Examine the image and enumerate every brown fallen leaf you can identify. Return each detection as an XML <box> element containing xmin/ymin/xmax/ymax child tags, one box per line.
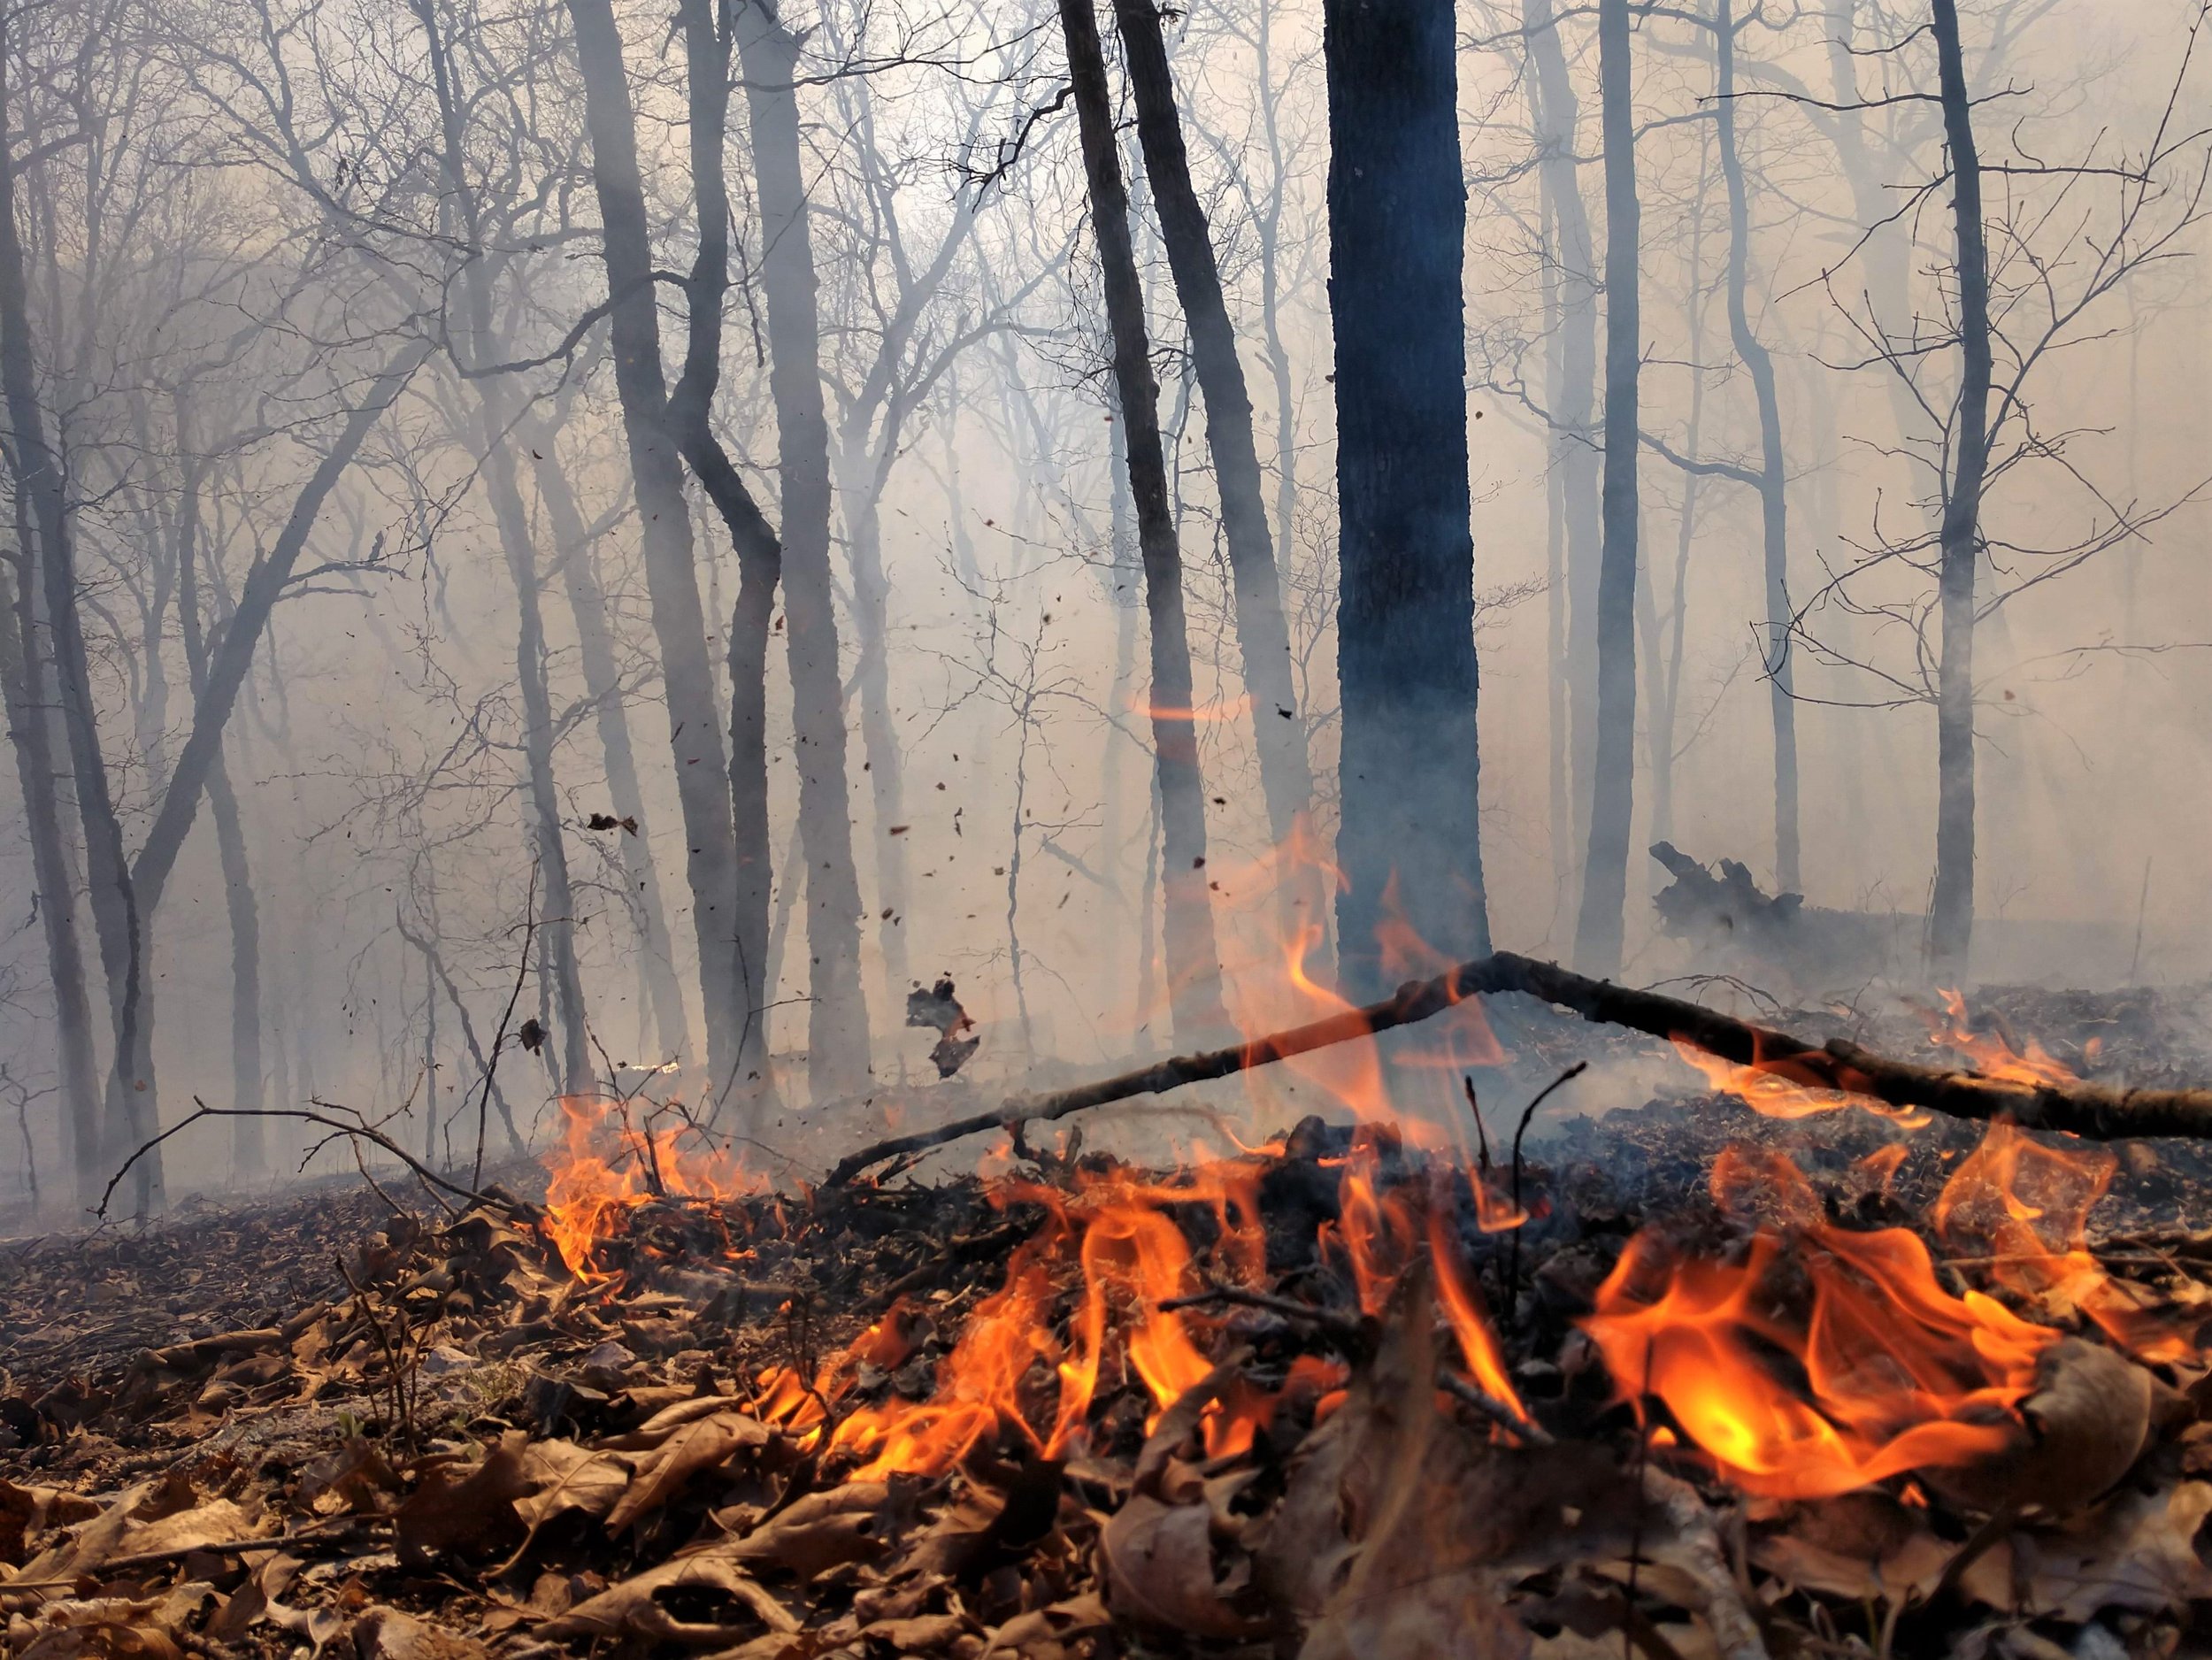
<box><xmin>1750</xmin><ymin>1491</ymin><xmax>2012</xmax><ymax>1608</ymax></box>
<box><xmin>606</xmin><ymin>1409</ymin><xmax>770</xmax><ymax>1533</ymax></box>
<box><xmin>116</xmin><ymin>1497</ymin><xmax>271</xmax><ymax>1559</ymax></box>
<box><xmin>979</xmin><ymin>1591</ymin><xmax>1114</xmax><ymax>1659</ymax></box>
<box><xmin>351</xmin><ymin>1606</ymin><xmax>490</xmax><ymax>1660</ymax></box>
<box><xmin>513</xmin><ymin>1439</ymin><xmax>629</xmax><ymax>1530</ymax></box>
<box><xmin>1101</xmin><ymin>1494</ymin><xmax>1267</xmax><ymax>1641</ymax></box>
<box><xmin>2015</xmin><ymin>1478</ymin><xmax>2212</xmax><ymax>1622</ymax></box>
<box><xmin>395</xmin><ymin>1433</ymin><xmax>528</xmax><ymax>1565</ymax></box>
<box><xmin>535</xmin><ymin>1545</ymin><xmax>799</xmax><ymax>1643</ymax></box>
<box><xmin>1</xmin><ymin>1479</ymin><xmax>100</xmax><ymax>1567</ymax></box>
<box><xmin>10</xmin><ymin>1596</ymin><xmax>187</xmax><ymax>1660</ymax></box>
<box><xmin>726</xmin><ymin>1482</ymin><xmax>894</xmax><ymax>1579</ymax></box>
<box><xmin>1926</xmin><ymin>1338</ymin><xmax>2153</xmax><ymax>1516</ymax></box>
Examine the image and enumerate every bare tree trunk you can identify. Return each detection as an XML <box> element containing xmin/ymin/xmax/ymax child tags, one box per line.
<box><xmin>835</xmin><ymin>458</ymin><xmax>911</xmax><ymax>1019</ymax></box>
<box><xmin>1571</xmin><ymin>0</ymin><xmax>1640</xmax><ymax>978</ymax></box>
<box><xmin>1525</xmin><ymin>0</ymin><xmax>1601</xmax><ymax>911</ymax></box>
<box><xmin>0</xmin><ymin>56</ymin><xmax>158</xmax><ymax>1211</ymax></box>
<box><xmin>1714</xmin><ymin>0</ymin><xmax>1798</xmax><ymax>893</ymax></box>
<box><xmin>1110</xmin><ymin>0</ymin><xmax>1313</xmax><ymax>849</ymax></box>
<box><xmin>1930</xmin><ymin>0</ymin><xmax>1992</xmax><ymax>974</ymax></box>
<box><xmin>0</xmin><ymin>540</ymin><xmax>98</xmax><ymax>1204</ymax></box>
<box><xmin>1061</xmin><ymin>0</ymin><xmax>1231</xmax><ymax>1045</ymax></box>
<box><xmin>734</xmin><ymin>0</ymin><xmax>873</xmax><ymax>1097</ymax></box>
<box><xmin>565</xmin><ymin>0</ymin><xmax>756</xmax><ymax>1098</ymax></box>
<box><xmin>527</xmin><ymin>437</ymin><xmax>694</xmax><ymax>1064</ymax></box>
<box><xmin>1323</xmin><ymin>0</ymin><xmax>1491</xmax><ymax>997</ymax></box>
<box><xmin>1538</xmin><ymin>166</ymin><xmax>1572</xmax><ymax>932</ymax></box>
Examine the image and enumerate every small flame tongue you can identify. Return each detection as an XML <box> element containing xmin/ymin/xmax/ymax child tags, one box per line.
<box><xmin>1584</xmin><ymin>1148</ymin><xmax>2058</xmax><ymax>1500</ymax></box>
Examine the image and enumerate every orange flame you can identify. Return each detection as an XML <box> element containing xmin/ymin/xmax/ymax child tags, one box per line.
<box><xmin>1924</xmin><ymin>989</ymin><xmax>2078</xmax><ymax>1087</ymax></box>
<box><xmin>1933</xmin><ymin>1118</ymin><xmax>2196</xmax><ymax>1364</ymax></box>
<box><xmin>1671</xmin><ymin>1036</ymin><xmax>1929</xmax><ymax>1128</ymax></box>
<box><xmin>1584</xmin><ymin>1147</ymin><xmax>2057</xmax><ymax>1499</ymax></box>
<box><xmin>541</xmin><ymin>1096</ymin><xmax>763</xmax><ymax>1278</ymax></box>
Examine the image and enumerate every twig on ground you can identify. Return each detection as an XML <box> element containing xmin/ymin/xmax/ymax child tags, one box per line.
<box><xmin>1438</xmin><ymin>1369</ymin><xmax>1555</xmax><ymax>1446</ymax></box>
<box><xmin>826</xmin><ymin>950</ymin><xmax>2212</xmax><ymax>1184</ymax></box>
<box><xmin>1509</xmin><ymin>1062</ymin><xmax>1587</xmax><ymax>1326</ymax></box>
<box><xmin>1156</xmin><ymin>1285</ymin><xmax>1365</xmax><ymax>1341</ymax></box>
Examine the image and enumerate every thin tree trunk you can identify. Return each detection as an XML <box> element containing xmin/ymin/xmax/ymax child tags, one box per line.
<box><xmin>1930</xmin><ymin>0</ymin><xmax>1992</xmax><ymax>974</ymax></box>
<box><xmin>1110</xmin><ymin>0</ymin><xmax>1313</xmax><ymax>849</ymax></box>
<box><xmin>734</xmin><ymin>0</ymin><xmax>873</xmax><ymax>1097</ymax></box>
<box><xmin>1713</xmin><ymin>0</ymin><xmax>1798</xmax><ymax>893</ymax></box>
<box><xmin>1060</xmin><ymin>0</ymin><xmax>1231</xmax><ymax>1045</ymax></box>
<box><xmin>1525</xmin><ymin>0</ymin><xmax>1601</xmax><ymax>908</ymax></box>
<box><xmin>1538</xmin><ymin>164</ymin><xmax>1572</xmax><ymax>932</ymax></box>
<box><xmin>1571</xmin><ymin>0</ymin><xmax>1640</xmax><ymax>977</ymax></box>
<box><xmin>565</xmin><ymin>0</ymin><xmax>756</xmax><ymax>1098</ymax></box>
<box><xmin>1323</xmin><ymin>0</ymin><xmax>1490</xmax><ymax>997</ymax></box>
<box><xmin>528</xmin><ymin>439</ymin><xmax>694</xmax><ymax>1064</ymax></box>
<box><xmin>0</xmin><ymin>50</ymin><xmax>158</xmax><ymax>1212</ymax></box>
<box><xmin>837</xmin><ymin>460</ymin><xmax>912</xmax><ymax>1018</ymax></box>
<box><xmin>0</xmin><ymin>540</ymin><xmax>98</xmax><ymax>1204</ymax></box>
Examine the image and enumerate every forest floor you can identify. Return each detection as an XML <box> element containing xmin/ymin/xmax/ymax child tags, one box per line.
<box><xmin>6</xmin><ymin>981</ymin><xmax>2212</xmax><ymax>1660</ymax></box>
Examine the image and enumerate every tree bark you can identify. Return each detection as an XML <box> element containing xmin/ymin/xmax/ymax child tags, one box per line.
<box><xmin>0</xmin><ymin>49</ymin><xmax>158</xmax><ymax>1211</ymax></box>
<box><xmin>564</xmin><ymin>0</ymin><xmax>756</xmax><ymax>1098</ymax></box>
<box><xmin>1571</xmin><ymin>0</ymin><xmax>1640</xmax><ymax>978</ymax></box>
<box><xmin>1110</xmin><ymin>0</ymin><xmax>1313</xmax><ymax>849</ymax></box>
<box><xmin>1713</xmin><ymin>0</ymin><xmax>1799</xmax><ymax>894</ymax></box>
<box><xmin>1060</xmin><ymin>0</ymin><xmax>1231</xmax><ymax>1045</ymax></box>
<box><xmin>1323</xmin><ymin>0</ymin><xmax>1490</xmax><ymax>997</ymax></box>
<box><xmin>1929</xmin><ymin>0</ymin><xmax>1991</xmax><ymax>975</ymax></box>
<box><xmin>527</xmin><ymin>431</ymin><xmax>694</xmax><ymax>1065</ymax></box>
<box><xmin>0</xmin><ymin>536</ymin><xmax>99</xmax><ymax>1205</ymax></box>
<box><xmin>734</xmin><ymin>0</ymin><xmax>873</xmax><ymax>1099</ymax></box>
<box><xmin>1525</xmin><ymin>0</ymin><xmax>1602</xmax><ymax>911</ymax></box>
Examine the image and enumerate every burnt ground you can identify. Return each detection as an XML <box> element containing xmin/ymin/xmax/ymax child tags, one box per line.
<box><xmin>4</xmin><ymin>980</ymin><xmax>2212</xmax><ymax>1659</ymax></box>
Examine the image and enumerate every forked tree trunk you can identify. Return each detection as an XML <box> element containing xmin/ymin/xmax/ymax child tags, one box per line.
<box><xmin>734</xmin><ymin>0</ymin><xmax>874</xmax><ymax>1099</ymax></box>
<box><xmin>1060</xmin><ymin>0</ymin><xmax>1231</xmax><ymax>1046</ymax></box>
<box><xmin>1110</xmin><ymin>0</ymin><xmax>1313</xmax><ymax>849</ymax></box>
<box><xmin>565</xmin><ymin>0</ymin><xmax>756</xmax><ymax>1098</ymax></box>
<box><xmin>1572</xmin><ymin>0</ymin><xmax>1640</xmax><ymax>978</ymax></box>
<box><xmin>0</xmin><ymin>542</ymin><xmax>99</xmax><ymax>1203</ymax></box>
<box><xmin>0</xmin><ymin>52</ymin><xmax>159</xmax><ymax>1211</ymax></box>
<box><xmin>1930</xmin><ymin>0</ymin><xmax>1992</xmax><ymax>974</ymax></box>
<box><xmin>1713</xmin><ymin>0</ymin><xmax>1800</xmax><ymax>893</ymax></box>
<box><xmin>1321</xmin><ymin>0</ymin><xmax>1490</xmax><ymax>996</ymax></box>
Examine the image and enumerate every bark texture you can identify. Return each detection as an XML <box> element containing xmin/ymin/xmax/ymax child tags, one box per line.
<box><xmin>735</xmin><ymin>0</ymin><xmax>874</xmax><ymax>1097</ymax></box>
<box><xmin>1060</xmin><ymin>0</ymin><xmax>1231</xmax><ymax>1045</ymax></box>
<box><xmin>1110</xmin><ymin>0</ymin><xmax>1313</xmax><ymax>848</ymax></box>
<box><xmin>1571</xmin><ymin>0</ymin><xmax>1640</xmax><ymax>978</ymax></box>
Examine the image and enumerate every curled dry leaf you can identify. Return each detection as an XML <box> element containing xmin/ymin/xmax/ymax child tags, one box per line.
<box><xmin>395</xmin><ymin>1433</ymin><xmax>528</xmax><ymax>1566</ymax></box>
<box><xmin>725</xmin><ymin>1482</ymin><xmax>895</xmax><ymax>1579</ymax></box>
<box><xmin>512</xmin><ymin>1439</ymin><xmax>628</xmax><ymax>1530</ymax></box>
<box><xmin>1100</xmin><ymin>1493</ymin><xmax>1267</xmax><ymax>1641</ymax></box>
<box><xmin>2015</xmin><ymin>1478</ymin><xmax>2212</xmax><ymax>1623</ymax></box>
<box><xmin>1751</xmin><ymin>1490</ymin><xmax>2011</xmax><ymax>1608</ymax></box>
<box><xmin>1927</xmin><ymin>1339</ymin><xmax>2153</xmax><ymax>1516</ymax></box>
<box><xmin>605</xmin><ymin>1409</ymin><xmax>770</xmax><ymax>1533</ymax></box>
<box><xmin>8</xmin><ymin>1596</ymin><xmax>186</xmax><ymax>1660</ymax></box>
<box><xmin>979</xmin><ymin>1591</ymin><xmax>1114</xmax><ymax>1659</ymax></box>
<box><xmin>535</xmin><ymin>1545</ymin><xmax>799</xmax><ymax>1643</ymax></box>
<box><xmin>116</xmin><ymin>1498</ymin><xmax>271</xmax><ymax>1559</ymax></box>
<box><xmin>1</xmin><ymin>1480</ymin><xmax>101</xmax><ymax>1567</ymax></box>
<box><xmin>350</xmin><ymin>1605</ymin><xmax>490</xmax><ymax>1660</ymax></box>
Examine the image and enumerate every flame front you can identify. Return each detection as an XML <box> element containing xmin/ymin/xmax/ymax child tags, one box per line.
<box><xmin>541</xmin><ymin>1095</ymin><xmax>764</xmax><ymax>1278</ymax></box>
<box><xmin>1585</xmin><ymin>1149</ymin><xmax>2057</xmax><ymax>1499</ymax></box>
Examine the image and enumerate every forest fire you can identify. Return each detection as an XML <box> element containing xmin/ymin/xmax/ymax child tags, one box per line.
<box><xmin>541</xmin><ymin>1095</ymin><xmax>764</xmax><ymax>1278</ymax></box>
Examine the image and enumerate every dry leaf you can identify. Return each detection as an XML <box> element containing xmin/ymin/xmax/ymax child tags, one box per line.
<box><xmin>1101</xmin><ymin>1494</ymin><xmax>1266</xmax><ymax>1641</ymax></box>
<box><xmin>513</xmin><ymin>1440</ymin><xmax>629</xmax><ymax>1530</ymax></box>
<box><xmin>116</xmin><ymin>1498</ymin><xmax>269</xmax><ymax>1559</ymax></box>
<box><xmin>536</xmin><ymin>1545</ymin><xmax>799</xmax><ymax>1643</ymax></box>
<box><xmin>726</xmin><ymin>1483</ymin><xmax>893</xmax><ymax>1579</ymax></box>
<box><xmin>396</xmin><ymin>1434</ymin><xmax>528</xmax><ymax>1565</ymax></box>
<box><xmin>1927</xmin><ymin>1339</ymin><xmax>2153</xmax><ymax>1515</ymax></box>
<box><xmin>979</xmin><ymin>1591</ymin><xmax>1114</xmax><ymax>1658</ymax></box>
<box><xmin>2016</xmin><ymin>1478</ymin><xmax>2212</xmax><ymax>1621</ymax></box>
<box><xmin>351</xmin><ymin>1605</ymin><xmax>490</xmax><ymax>1660</ymax></box>
<box><xmin>606</xmin><ymin>1410</ymin><xmax>769</xmax><ymax>1533</ymax></box>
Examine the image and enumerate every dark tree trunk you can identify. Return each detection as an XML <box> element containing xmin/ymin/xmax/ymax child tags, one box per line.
<box><xmin>1525</xmin><ymin>0</ymin><xmax>1601</xmax><ymax>911</ymax></box>
<box><xmin>1571</xmin><ymin>0</ymin><xmax>1640</xmax><ymax>978</ymax></box>
<box><xmin>0</xmin><ymin>539</ymin><xmax>99</xmax><ymax>1203</ymax></box>
<box><xmin>1322</xmin><ymin>0</ymin><xmax>1490</xmax><ymax>997</ymax></box>
<box><xmin>1110</xmin><ymin>0</ymin><xmax>1314</xmax><ymax>849</ymax></box>
<box><xmin>1060</xmin><ymin>0</ymin><xmax>1231</xmax><ymax>1045</ymax></box>
<box><xmin>1713</xmin><ymin>1</ymin><xmax>1799</xmax><ymax>893</ymax></box>
<box><xmin>0</xmin><ymin>53</ymin><xmax>158</xmax><ymax>1211</ymax></box>
<box><xmin>734</xmin><ymin>0</ymin><xmax>873</xmax><ymax>1099</ymax></box>
<box><xmin>1930</xmin><ymin>0</ymin><xmax>1992</xmax><ymax>974</ymax></box>
<box><xmin>565</xmin><ymin>0</ymin><xmax>757</xmax><ymax>1097</ymax></box>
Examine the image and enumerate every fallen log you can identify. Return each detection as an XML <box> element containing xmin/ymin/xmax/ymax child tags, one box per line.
<box><xmin>825</xmin><ymin>950</ymin><xmax>2212</xmax><ymax>1185</ymax></box>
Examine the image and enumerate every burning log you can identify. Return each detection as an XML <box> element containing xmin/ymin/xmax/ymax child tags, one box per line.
<box><xmin>827</xmin><ymin>949</ymin><xmax>2212</xmax><ymax>1183</ymax></box>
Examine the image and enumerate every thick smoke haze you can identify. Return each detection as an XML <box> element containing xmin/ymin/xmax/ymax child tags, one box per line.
<box><xmin>0</xmin><ymin>0</ymin><xmax>2204</xmax><ymax>1210</ymax></box>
